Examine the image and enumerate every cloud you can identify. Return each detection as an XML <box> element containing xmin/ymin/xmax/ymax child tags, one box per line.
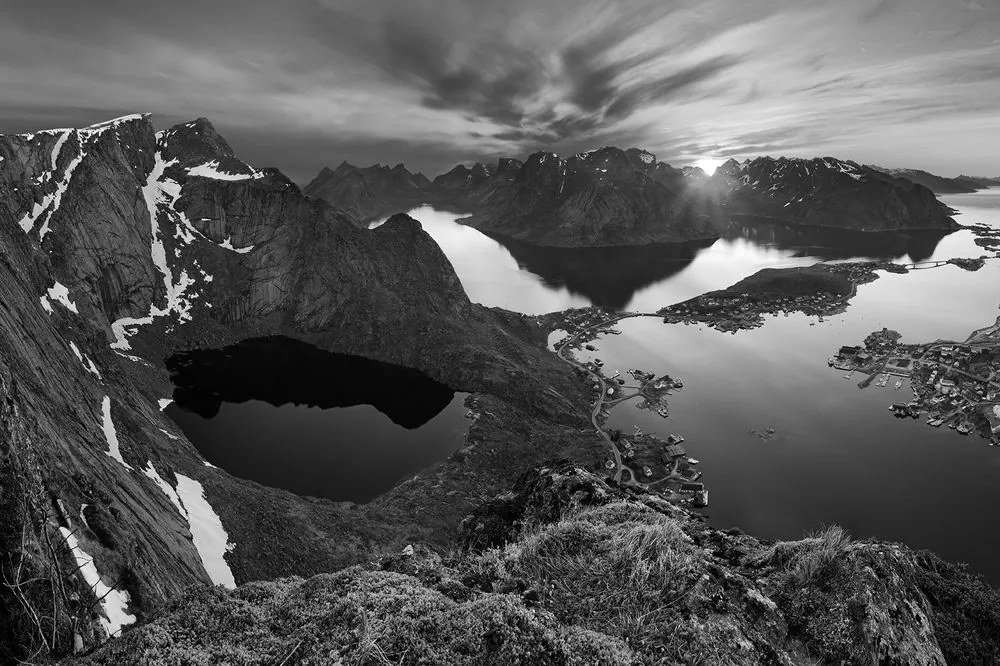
<box><xmin>0</xmin><ymin>0</ymin><xmax>999</xmax><ymax>178</ymax></box>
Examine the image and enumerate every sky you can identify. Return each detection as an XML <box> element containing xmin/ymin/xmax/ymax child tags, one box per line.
<box><xmin>1</xmin><ymin>0</ymin><xmax>998</xmax><ymax>182</ymax></box>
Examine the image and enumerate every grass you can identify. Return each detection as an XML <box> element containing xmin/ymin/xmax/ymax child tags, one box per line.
<box><xmin>753</xmin><ymin>524</ymin><xmax>852</xmax><ymax>586</ymax></box>
<box><xmin>495</xmin><ymin>502</ymin><xmax>705</xmax><ymax>648</ymax></box>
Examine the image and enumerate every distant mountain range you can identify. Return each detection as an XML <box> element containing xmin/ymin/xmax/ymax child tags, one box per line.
<box><xmin>869</xmin><ymin>167</ymin><xmax>999</xmax><ymax>194</ymax></box>
<box><xmin>306</xmin><ymin>150</ymin><xmax>958</xmax><ymax>246</ymax></box>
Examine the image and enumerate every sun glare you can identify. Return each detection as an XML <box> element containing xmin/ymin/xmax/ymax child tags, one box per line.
<box><xmin>694</xmin><ymin>158</ymin><xmax>724</xmax><ymax>175</ymax></box>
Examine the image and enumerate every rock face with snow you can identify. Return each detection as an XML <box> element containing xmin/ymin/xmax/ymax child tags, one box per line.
<box><xmin>0</xmin><ymin>114</ymin><xmax>583</xmax><ymax>660</ymax></box>
<box><xmin>709</xmin><ymin>157</ymin><xmax>958</xmax><ymax>232</ymax></box>
<box><xmin>302</xmin><ymin>160</ymin><xmax>431</xmax><ymax>222</ymax></box>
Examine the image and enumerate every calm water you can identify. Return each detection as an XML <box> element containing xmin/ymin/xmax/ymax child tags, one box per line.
<box><xmin>394</xmin><ymin>190</ymin><xmax>1000</xmax><ymax>583</ymax></box>
<box><xmin>379</xmin><ymin>205</ymin><xmax>981</xmax><ymax>313</ymax></box>
<box><xmin>166</xmin><ymin>337</ymin><xmax>469</xmax><ymax>502</ymax></box>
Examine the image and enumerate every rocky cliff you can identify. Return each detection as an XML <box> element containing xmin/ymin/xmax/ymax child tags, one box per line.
<box><xmin>0</xmin><ymin>114</ymin><xmax>590</xmax><ymax>661</ymax></box>
<box><xmin>710</xmin><ymin>157</ymin><xmax>958</xmax><ymax>231</ymax></box>
<box><xmin>79</xmin><ymin>464</ymin><xmax>1000</xmax><ymax>665</ymax></box>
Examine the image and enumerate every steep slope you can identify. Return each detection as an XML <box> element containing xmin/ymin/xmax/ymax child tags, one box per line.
<box><xmin>302</xmin><ymin>161</ymin><xmax>431</xmax><ymax>222</ymax></box>
<box><xmin>80</xmin><ymin>464</ymin><xmax>1000</xmax><ymax>665</ymax></box>
<box><xmin>710</xmin><ymin>157</ymin><xmax>958</xmax><ymax>232</ymax></box>
<box><xmin>871</xmin><ymin>166</ymin><xmax>986</xmax><ymax>194</ymax></box>
<box><xmin>0</xmin><ymin>115</ymin><xmax>590</xmax><ymax>660</ymax></box>
<box><xmin>459</xmin><ymin>147</ymin><xmax>725</xmax><ymax>247</ymax></box>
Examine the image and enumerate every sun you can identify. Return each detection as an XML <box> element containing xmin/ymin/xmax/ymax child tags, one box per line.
<box><xmin>693</xmin><ymin>158</ymin><xmax>724</xmax><ymax>175</ymax></box>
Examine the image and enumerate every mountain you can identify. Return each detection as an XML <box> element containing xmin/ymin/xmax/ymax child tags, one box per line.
<box><xmin>710</xmin><ymin>157</ymin><xmax>958</xmax><ymax>232</ymax></box>
<box><xmin>456</xmin><ymin>147</ymin><xmax>726</xmax><ymax>247</ymax></box>
<box><xmin>2</xmin><ymin>115</ymin><xmax>994</xmax><ymax>662</ymax></box>
<box><xmin>304</xmin><ymin>150</ymin><xmax>958</xmax><ymax>247</ymax></box>
<box><xmin>302</xmin><ymin>161</ymin><xmax>431</xmax><ymax>222</ymax></box>
<box><xmin>962</xmin><ymin>174</ymin><xmax>1000</xmax><ymax>187</ymax></box>
<box><xmin>0</xmin><ymin>114</ymin><xmax>589</xmax><ymax>659</ymax></box>
<box><xmin>871</xmin><ymin>166</ymin><xmax>988</xmax><ymax>194</ymax></box>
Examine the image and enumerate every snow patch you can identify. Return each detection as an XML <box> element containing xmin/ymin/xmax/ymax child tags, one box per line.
<box><xmin>39</xmin><ymin>296</ymin><xmax>53</xmax><ymax>314</ymax></box>
<box><xmin>174</xmin><ymin>474</ymin><xmax>236</xmax><ymax>588</ymax></box>
<box><xmin>111</xmin><ymin>152</ymin><xmax>203</xmax><ymax>350</ymax></box>
<box><xmin>58</xmin><ymin>527</ymin><xmax>136</xmax><ymax>637</ymax></box>
<box><xmin>158</xmin><ymin>398</ymin><xmax>173</xmax><ymax>411</ymax></box>
<box><xmin>187</xmin><ymin>160</ymin><xmax>261</xmax><ymax>181</ymax></box>
<box><xmin>219</xmin><ymin>237</ymin><xmax>254</xmax><ymax>254</ymax></box>
<box><xmin>69</xmin><ymin>341</ymin><xmax>102</xmax><ymax>379</ymax></box>
<box><xmin>18</xmin><ymin>130</ymin><xmax>87</xmax><ymax>238</ymax></box>
<box><xmin>46</xmin><ymin>282</ymin><xmax>78</xmax><ymax>313</ymax></box>
<box><xmin>101</xmin><ymin>397</ymin><xmax>133</xmax><ymax>471</ymax></box>
<box><xmin>638</xmin><ymin>151</ymin><xmax>654</xmax><ymax>164</ymax></box>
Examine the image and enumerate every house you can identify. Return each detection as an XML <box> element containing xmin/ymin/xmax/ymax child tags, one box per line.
<box><xmin>664</xmin><ymin>444</ymin><xmax>687</xmax><ymax>458</ymax></box>
<box><xmin>838</xmin><ymin>345</ymin><xmax>860</xmax><ymax>358</ymax></box>
<box><xmin>680</xmin><ymin>482</ymin><xmax>704</xmax><ymax>492</ymax></box>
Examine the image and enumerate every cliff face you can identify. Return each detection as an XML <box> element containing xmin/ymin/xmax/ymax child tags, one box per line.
<box><xmin>79</xmin><ymin>464</ymin><xmax>1000</xmax><ymax>665</ymax></box>
<box><xmin>710</xmin><ymin>157</ymin><xmax>958</xmax><ymax>231</ymax></box>
<box><xmin>0</xmin><ymin>115</ymin><xmax>586</xmax><ymax>660</ymax></box>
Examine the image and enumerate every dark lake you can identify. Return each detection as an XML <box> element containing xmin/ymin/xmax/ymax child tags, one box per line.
<box><xmin>165</xmin><ymin>337</ymin><xmax>469</xmax><ymax>502</ymax></box>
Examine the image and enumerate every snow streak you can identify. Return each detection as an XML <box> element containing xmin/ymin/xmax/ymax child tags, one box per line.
<box><xmin>175</xmin><ymin>474</ymin><xmax>236</xmax><ymax>588</ymax></box>
<box><xmin>101</xmin><ymin>396</ymin><xmax>133</xmax><ymax>471</ymax></box>
<box><xmin>59</xmin><ymin>527</ymin><xmax>136</xmax><ymax>637</ymax></box>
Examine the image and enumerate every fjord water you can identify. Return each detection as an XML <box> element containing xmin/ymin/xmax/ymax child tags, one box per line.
<box><xmin>387</xmin><ymin>204</ymin><xmax>985</xmax><ymax>314</ymax></box>
<box><xmin>165</xmin><ymin>337</ymin><xmax>468</xmax><ymax>502</ymax></box>
<box><xmin>400</xmin><ymin>189</ymin><xmax>1000</xmax><ymax>583</ymax></box>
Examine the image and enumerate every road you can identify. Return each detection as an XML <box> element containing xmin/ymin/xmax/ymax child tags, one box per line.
<box><xmin>551</xmin><ymin>311</ymin><xmax>679</xmax><ymax>486</ymax></box>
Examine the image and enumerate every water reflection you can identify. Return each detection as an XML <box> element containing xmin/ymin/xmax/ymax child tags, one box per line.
<box><xmin>165</xmin><ymin>336</ymin><xmax>469</xmax><ymax>502</ymax></box>
<box><xmin>394</xmin><ymin>206</ymin><xmax>963</xmax><ymax>314</ymax></box>
<box><xmin>725</xmin><ymin>218</ymin><xmax>951</xmax><ymax>262</ymax></box>
<box><xmin>485</xmin><ymin>233</ymin><xmax>716</xmax><ymax>310</ymax></box>
<box><xmin>167</xmin><ymin>336</ymin><xmax>455</xmax><ymax>427</ymax></box>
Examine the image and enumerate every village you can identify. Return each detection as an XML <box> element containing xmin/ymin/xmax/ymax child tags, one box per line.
<box><xmin>830</xmin><ymin>325</ymin><xmax>1000</xmax><ymax>444</ymax></box>
<box><xmin>545</xmin><ymin>308</ymin><xmax>710</xmax><ymax>509</ymax></box>
<box><xmin>657</xmin><ymin>262</ymin><xmax>882</xmax><ymax>333</ymax></box>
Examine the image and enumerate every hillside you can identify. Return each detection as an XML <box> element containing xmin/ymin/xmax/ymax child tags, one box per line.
<box><xmin>0</xmin><ymin>114</ymin><xmax>593</xmax><ymax>660</ymax></box>
<box><xmin>80</xmin><ymin>464</ymin><xmax>1000</xmax><ymax>665</ymax></box>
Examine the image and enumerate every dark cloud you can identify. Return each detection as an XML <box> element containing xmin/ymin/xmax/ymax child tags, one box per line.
<box><xmin>604</xmin><ymin>56</ymin><xmax>740</xmax><ymax>119</ymax></box>
<box><xmin>1</xmin><ymin>0</ymin><xmax>999</xmax><ymax>178</ymax></box>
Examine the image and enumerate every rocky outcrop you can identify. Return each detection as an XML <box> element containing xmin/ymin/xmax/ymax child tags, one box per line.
<box><xmin>710</xmin><ymin>157</ymin><xmax>958</xmax><ymax>231</ymax></box>
<box><xmin>81</xmin><ymin>463</ymin><xmax>1000</xmax><ymax>665</ymax></box>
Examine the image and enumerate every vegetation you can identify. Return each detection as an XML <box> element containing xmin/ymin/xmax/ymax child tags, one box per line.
<box><xmin>77</xmin><ymin>464</ymin><xmax>1000</xmax><ymax>665</ymax></box>
<box><xmin>915</xmin><ymin>551</ymin><xmax>1000</xmax><ymax>665</ymax></box>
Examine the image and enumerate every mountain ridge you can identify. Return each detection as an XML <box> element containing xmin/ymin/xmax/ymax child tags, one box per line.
<box><xmin>304</xmin><ymin>148</ymin><xmax>957</xmax><ymax>246</ymax></box>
